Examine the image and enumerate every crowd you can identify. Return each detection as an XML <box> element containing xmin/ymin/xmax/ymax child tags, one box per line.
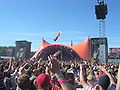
<box><xmin>0</xmin><ymin>50</ymin><xmax>120</xmax><ymax>90</ymax></box>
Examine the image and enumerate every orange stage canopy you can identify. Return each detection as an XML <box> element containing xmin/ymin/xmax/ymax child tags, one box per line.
<box><xmin>70</xmin><ymin>38</ymin><xmax>90</xmax><ymax>60</ymax></box>
<box><xmin>32</xmin><ymin>38</ymin><xmax>90</xmax><ymax>60</ymax></box>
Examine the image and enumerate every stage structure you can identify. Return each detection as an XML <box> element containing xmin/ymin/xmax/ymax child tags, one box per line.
<box><xmin>32</xmin><ymin>39</ymin><xmax>90</xmax><ymax>61</ymax></box>
<box><xmin>32</xmin><ymin>38</ymin><xmax>108</xmax><ymax>62</ymax></box>
<box><xmin>95</xmin><ymin>0</ymin><xmax>108</xmax><ymax>63</ymax></box>
<box><xmin>90</xmin><ymin>37</ymin><xmax>108</xmax><ymax>63</ymax></box>
<box><xmin>15</xmin><ymin>41</ymin><xmax>31</xmax><ymax>60</ymax></box>
<box><xmin>95</xmin><ymin>0</ymin><xmax>108</xmax><ymax>37</ymax></box>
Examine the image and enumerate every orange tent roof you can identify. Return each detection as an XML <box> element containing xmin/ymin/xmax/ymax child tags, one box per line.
<box><xmin>32</xmin><ymin>38</ymin><xmax>90</xmax><ymax>60</ymax></box>
<box><xmin>70</xmin><ymin>38</ymin><xmax>91</xmax><ymax>60</ymax></box>
<box><xmin>32</xmin><ymin>39</ymin><xmax>51</xmax><ymax>58</ymax></box>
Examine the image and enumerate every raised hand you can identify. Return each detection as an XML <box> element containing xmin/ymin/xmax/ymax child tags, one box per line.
<box><xmin>53</xmin><ymin>50</ymin><xmax>61</xmax><ymax>57</ymax></box>
<box><xmin>97</xmin><ymin>66</ymin><xmax>106</xmax><ymax>72</ymax></box>
<box><xmin>48</xmin><ymin>54</ymin><xmax>61</xmax><ymax>75</ymax></box>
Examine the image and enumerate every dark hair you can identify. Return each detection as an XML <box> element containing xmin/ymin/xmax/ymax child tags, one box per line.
<box><xmin>0</xmin><ymin>64</ymin><xmax>4</xmax><ymax>72</ymax></box>
<box><xmin>18</xmin><ymin>74</ymin><xmax>30</xmax><ymax>90</ymax></box>
<box><xmin>65</xmin><ymin>73</ymin><xmax>75</xmax><ymax>85</ymax></box>
<box><xmin>98</xmin><ymin>75</ymin><xmax>110</xmax><ymax>90</ymax></box>
<box><xmin>96</xmin><ymin>86</ymin><xmax>100</xmax><ymax>90</ymax></box>
<box><xmin>16</xmin><ymin>61</ymin><xmax>19</xmax><ymax>67</ymax></box>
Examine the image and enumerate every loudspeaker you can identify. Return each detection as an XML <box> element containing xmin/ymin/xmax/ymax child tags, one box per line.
<box><xmin>95</xmin><ymin>4</ymin><xmax>108</xmax><ymax>19</ymax></box>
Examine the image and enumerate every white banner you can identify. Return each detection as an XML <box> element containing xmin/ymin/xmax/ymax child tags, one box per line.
<box><xmin>98</xmin><ymin>45</ymin><xmax>106</xmax><ymax>63</ymax></box>
<box><xmin>109</xmin><ymin>48</ymin><xmax>120</xmax><ymax>59</ymax></box>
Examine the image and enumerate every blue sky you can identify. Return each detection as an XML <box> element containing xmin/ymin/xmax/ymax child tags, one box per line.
<box><xmin>0</xmin><ymin>0</ymin><xmax>120</xmax><ymax>51</ymax></box>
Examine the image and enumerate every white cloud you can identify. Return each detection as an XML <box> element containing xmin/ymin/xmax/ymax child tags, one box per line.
<box><xmin>62</xmin><ymin>30</ymin><xmax>86</xmax><ymax>35</ymax></box>
<box><xmin>8</xmin><ymin>31</ymin><xmax>58</xmax><ymax>37</ymax></box>
<box><xmin>9</xmin><ymin>32</ymin><xmax>42</xmax><ymax>36</ymax></box>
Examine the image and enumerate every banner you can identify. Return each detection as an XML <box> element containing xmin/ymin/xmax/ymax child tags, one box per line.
<box><xmin>98</xmin><ymin>45</ymin><xmax>106</xmax><ymax>62</ymax></box>
<box><xmin>109</xmin><ymin>48</ymin><xmax>120</xmax><ymax>59</ymax></box>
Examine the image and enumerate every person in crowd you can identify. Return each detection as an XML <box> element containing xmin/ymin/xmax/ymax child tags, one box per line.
<box><xmin>17</xmin><ymin>74</ymin><xmax>30</xmax><ymax>90</ymax></box>
<box><xmin>0</xmin><ymin>59</ymin><xmax>12</xmax><ymax>90</ymax></box>
<box><xmin>0</xmin><ymin>50</ymin><xmax>120</xmax><ymax>90</ymax></box>
<box><xmin>4</xmin><ymin>73</ymin><xmax>12</xmax><ymax>90</ymax></box>
<box><xmin>79</xmin><ymin>63</ymin><xmax>117</xmax><ymax>90</ymax></box>
<box><xmin>116</xmin><ymin>64</ymin><xmax>120</xmax><ymax>90</ymax></box>
<box><xmin>35</xmin><ymin>73</ymin><xmax>51</xmax><ymax>90</ymax></box>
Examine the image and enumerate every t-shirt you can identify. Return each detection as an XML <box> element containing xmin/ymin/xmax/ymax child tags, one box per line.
<box><xmin>108</xmin><ymin>84</ymin><xmax>116</xmax><ymax>90</ymax></box>
<box><xmin>4</xmin><ymin>77</ymin><xmax>12</xmax><ymax>90</ymax></box>
<box><xmin>86</xmin><ymin>86</ymin><xmax>94</xmax><ymax>90</ymax></box>
<box><xmin>76</xmin><ymin>88</ymin><xmax>84</xmax><ymax>90</ymax></box>
<box><xmin>0</xmin><ymin>72</ymin><xmax>6</xmax><ymax>89</ymax></box>
<box><xmin>77</xmin><ymin>86</ymin><xmax>94</xmax><ymax>90</ymax></box>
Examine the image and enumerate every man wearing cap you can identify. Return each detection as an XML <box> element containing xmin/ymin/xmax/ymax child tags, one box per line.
<box><xmin>35</xmin><ymin>73</ymin><xmax>51</xmax><ymax>90</ymax></box>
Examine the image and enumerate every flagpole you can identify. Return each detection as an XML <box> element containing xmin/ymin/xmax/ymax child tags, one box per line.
<box><xmin>60</xmin><ymin>45</ymin><xmax>62</xmax><ymax>61</ymax></box>
<box><xmin>53</xmin><ymin>31</ymin><xmax>62</xmax><ymax>60</ymax></box>
<box><xmin>59</xmin><ymin>32</ymin><xmax>62</xmax><ymax>61</ymax></box>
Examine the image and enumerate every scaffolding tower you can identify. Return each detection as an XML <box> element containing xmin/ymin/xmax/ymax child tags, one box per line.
<box><xmin>95</xmin><ymin>0</ymin><xmax>108</xmax><ymax>63</ymax></box>
<box><xmin>95</xmin><ymin>0</ymin><xmax>108</xmax><ymax>37</ymax></box>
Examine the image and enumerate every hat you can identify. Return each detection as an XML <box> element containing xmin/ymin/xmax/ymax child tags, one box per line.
<box><xmin>36</xmin><ymin>73</ymin><xmax>50</xmax><ymax>88</ymax></box>
<box><xmin>96</xmin><ymin>74</ymin><xmax>106</xmax><ymax>81</ymax></box>
<box><xmin>98</xmin><ymin>75</ymin><xmax>110</xmax><ymax>90</ymax></box>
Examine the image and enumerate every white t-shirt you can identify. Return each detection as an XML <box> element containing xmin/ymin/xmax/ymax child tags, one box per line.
<box><xmin>76</xmin><ymin>86</ymin><xmax>94</xmax><ymax>90</ymax></box>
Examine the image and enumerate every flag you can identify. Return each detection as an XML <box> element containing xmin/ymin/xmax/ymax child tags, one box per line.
<box><xmin>53</xmin><ymin>32</ymin><xmax>61</xmax><ymax>41</ymax></box>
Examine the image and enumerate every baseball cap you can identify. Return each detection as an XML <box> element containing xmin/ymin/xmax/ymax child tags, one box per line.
<box><xmin>35</xmin><ymin>73</ymin><xmax>50</xmax><ymax>88</ymax></box>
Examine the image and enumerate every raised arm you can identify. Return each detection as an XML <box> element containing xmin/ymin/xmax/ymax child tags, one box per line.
<box><xmin>79</xmin><ymin>64</ymin><xmax>90</xmax><ymax>89</ymax></box>
<box><xmin>48</xmin><ymin>51</ymin><xmax>75</xmax><ymax>90</ymax></box>
<box><xmin>5</xmin><ymin>59</ymin><xmax>12</xmax><ymax>73</ymax></box>
<box><xmin>98</xmin><ymin>66</ymin><xmax>116</xmax><ymax>85</ymax></box>
<box><xmin>18</xmin><ymin>63</ymin><xmax>28</xmax><ymax>75</ymax></box>
<box><xmin>116</xmin><ymin>64</ymin><xmax>120</xmax><ymax>90</ymax></box>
